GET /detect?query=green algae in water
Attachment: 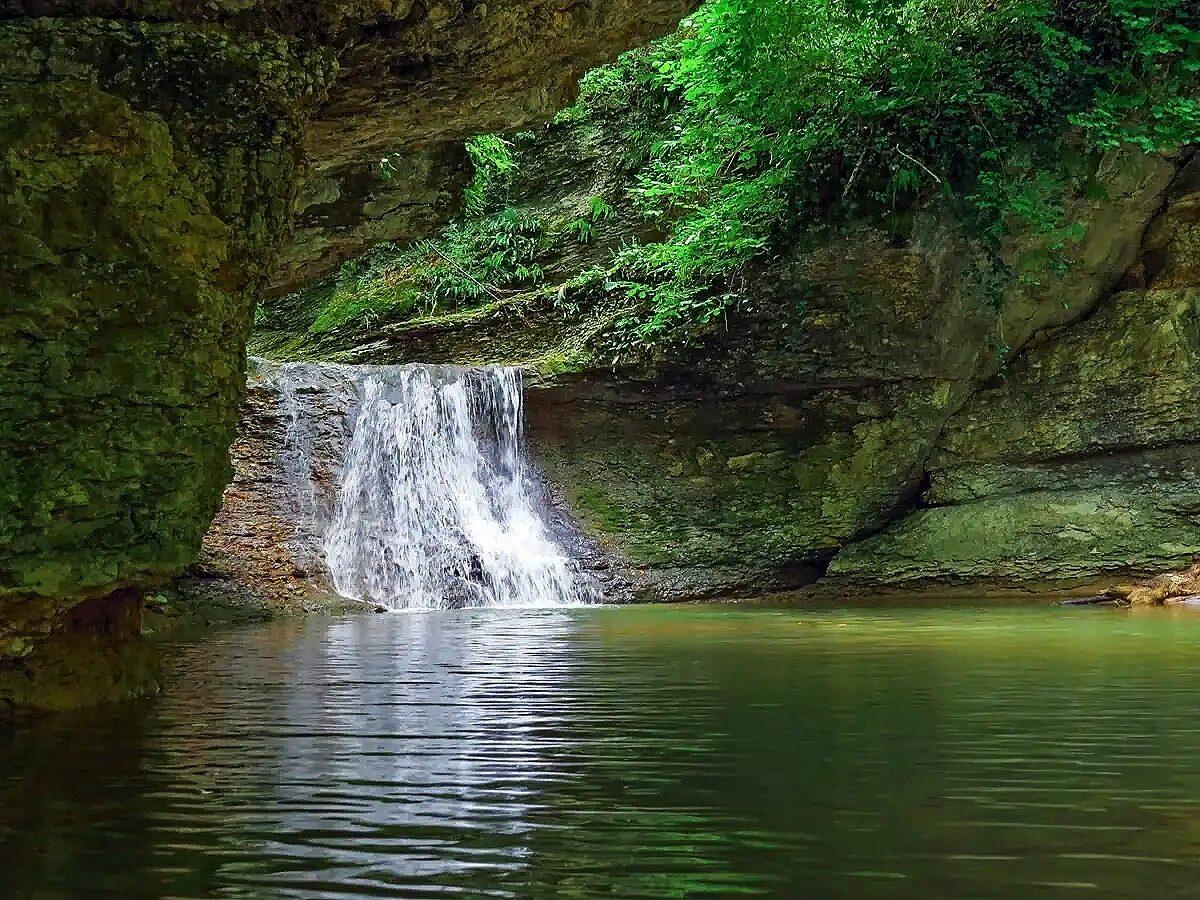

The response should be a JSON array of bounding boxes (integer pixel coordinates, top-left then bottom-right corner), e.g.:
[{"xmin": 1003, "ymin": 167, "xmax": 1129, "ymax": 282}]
[{"xmin": 4, "ymin": 603, "xmax": 1200, "ymax": 897}]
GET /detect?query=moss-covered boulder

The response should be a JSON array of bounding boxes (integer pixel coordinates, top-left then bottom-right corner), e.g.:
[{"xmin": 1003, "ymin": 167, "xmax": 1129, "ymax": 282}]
[
  {"xmin": 830, "ymin": 283, "xmax": 1200, "ymax": 585},
  {"xmin": 827, "ymin": 157, "xmax": 1200, "ymax": 588},
  {"xmin": 0, "ymin": 20, "xmax": 324, "ymax": 709}
]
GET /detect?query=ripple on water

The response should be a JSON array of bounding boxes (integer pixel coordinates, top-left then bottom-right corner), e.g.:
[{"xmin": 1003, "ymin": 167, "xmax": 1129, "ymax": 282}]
[{"xmin": 4, "ymin": 604, "xmax": 1200, "ymax": 898}]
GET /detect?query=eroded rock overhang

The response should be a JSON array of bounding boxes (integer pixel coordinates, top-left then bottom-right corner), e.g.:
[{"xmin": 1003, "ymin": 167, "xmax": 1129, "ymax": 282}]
[{"xmin": 5, "ymin": 2, "xmax": 699, "ymax": 292}]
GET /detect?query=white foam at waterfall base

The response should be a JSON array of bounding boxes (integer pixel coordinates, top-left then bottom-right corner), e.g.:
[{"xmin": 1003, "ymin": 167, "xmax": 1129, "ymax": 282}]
[{"xmin": 322, "ymin": 365, "xmax": 588, "ymax": 611}]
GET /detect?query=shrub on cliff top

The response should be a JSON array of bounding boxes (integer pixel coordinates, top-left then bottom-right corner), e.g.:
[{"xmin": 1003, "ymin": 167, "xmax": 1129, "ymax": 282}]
[
  {"xmin": 600, "ymin": 0, "xmax": 1200, "ymax": 353},
  {"xmin": 304, "ymin": 0, "xmax": 1200, "ymax": 351}
]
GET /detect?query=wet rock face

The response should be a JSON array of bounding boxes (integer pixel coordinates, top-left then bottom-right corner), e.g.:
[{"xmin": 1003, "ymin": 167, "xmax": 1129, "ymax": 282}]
[
  {"xmin": 0, "ymin": 1, "xmax": 696, "ymax": 707},
  {"xmin": 831, "ymin": 158, "xmax": 1200, "ymax": 587},
  {"xmin": 523, "ymin": 381, "xmax": 834, "ymax": 601},
  {"xmin": 189, "ymin": 364, "xmax": 357, "ymax": 612}
]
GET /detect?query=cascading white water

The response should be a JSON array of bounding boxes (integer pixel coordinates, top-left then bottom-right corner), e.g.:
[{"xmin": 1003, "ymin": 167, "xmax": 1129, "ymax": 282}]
[
  {"xmin": 275, "ymin": 366, "xmax": 320, "ymax": 528},
  {"xmin": 262, "ymin": 361, "xmax": 589, "ymax": 611}
]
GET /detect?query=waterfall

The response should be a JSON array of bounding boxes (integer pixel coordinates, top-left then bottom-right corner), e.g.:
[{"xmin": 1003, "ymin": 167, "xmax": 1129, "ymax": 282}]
[
  {"xmin": 256, "ymin": 360, "xmax": 591, "ymax": 611},
  {"xmin": 274, "ymin": 367, "xmax": 320, "ymax": 529}
]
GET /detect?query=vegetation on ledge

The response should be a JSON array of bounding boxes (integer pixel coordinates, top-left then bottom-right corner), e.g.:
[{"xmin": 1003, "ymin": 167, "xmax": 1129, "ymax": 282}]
[{"xmin": 271, "ymin": 0, "xmax": 1200, "ymax": 363}]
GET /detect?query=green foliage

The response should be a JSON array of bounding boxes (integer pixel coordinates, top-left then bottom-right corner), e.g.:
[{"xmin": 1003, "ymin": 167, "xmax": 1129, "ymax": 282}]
[
  {"xmin": 463, "ymin": 135, "xmax": 517, "ymax": 216},
  {"xmin": 1068, "ymin": 0, "xmax": 1200, "ymax": 149},
  {"xmin": 566, "ymin": 218, "xmax": 597, "ymax": 244},
  {"xmin": 308, "ymin": 208, "xmax": 544, "ymax": 333},
  {"xmin": 565, "ymin": 196, "xmax": 617, "ymax": 244},
  {"xmin": 589, "ymin": 196, "xmax": 615, "ymax": 220},
  {"xmin": 421, "ymin": 208, "xmax": 545, "ymax": 306},
  {"xmin": 597, "ymin": 0, "xmax": 1200, "ymax": 352},
  {"xmin": 309, "ymin": 255, "xmax": 416, "ymax": 334},
  {"xmin": 312, "ymin": 0, "xmax": 1200, "ymax": 348}
]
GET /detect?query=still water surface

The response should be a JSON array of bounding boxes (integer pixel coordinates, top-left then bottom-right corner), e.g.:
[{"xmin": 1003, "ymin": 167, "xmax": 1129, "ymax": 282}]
[{"xmin": 4, "ymin": 603, "xmax": 1200, "ymax": 898}]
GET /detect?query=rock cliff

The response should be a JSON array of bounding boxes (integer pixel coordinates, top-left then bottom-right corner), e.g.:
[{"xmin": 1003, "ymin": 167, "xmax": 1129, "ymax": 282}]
[
  {"xmin": 251, "ymin": 75, "xmax": 1199, "ymax": 601},
  {"xmin": 832, "ymin": 158, "xmax": 1200, "ymax": 585}
]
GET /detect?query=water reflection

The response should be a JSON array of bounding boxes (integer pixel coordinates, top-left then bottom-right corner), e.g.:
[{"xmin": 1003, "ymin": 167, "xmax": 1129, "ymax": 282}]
[
  {"xmin": 150, "ymin": 612, "xmax": 597, "ymax": 896},
  {"xmin": 4, "ymin": 605, "xmax": 1200, "ymax": 897}
]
